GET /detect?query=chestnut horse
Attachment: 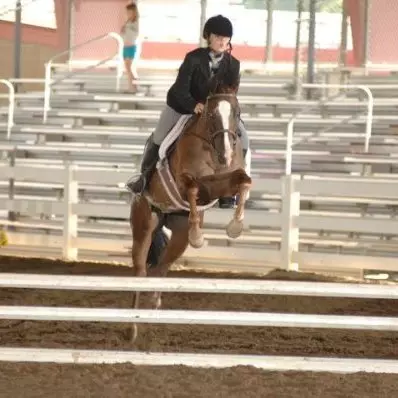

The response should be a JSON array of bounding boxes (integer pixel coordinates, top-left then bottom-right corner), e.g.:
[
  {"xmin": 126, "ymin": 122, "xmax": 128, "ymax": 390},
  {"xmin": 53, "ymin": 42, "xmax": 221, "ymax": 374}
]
[{"xmin": 129, "ymin": 83, "xmax": 252, "ymax": 341}]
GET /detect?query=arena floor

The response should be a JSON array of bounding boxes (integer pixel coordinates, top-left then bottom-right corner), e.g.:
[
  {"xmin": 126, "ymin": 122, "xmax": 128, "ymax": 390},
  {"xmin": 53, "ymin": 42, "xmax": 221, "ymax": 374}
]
[{"xmin": 0, "ymin": 256, "xmax": 396, "ymax": 397}]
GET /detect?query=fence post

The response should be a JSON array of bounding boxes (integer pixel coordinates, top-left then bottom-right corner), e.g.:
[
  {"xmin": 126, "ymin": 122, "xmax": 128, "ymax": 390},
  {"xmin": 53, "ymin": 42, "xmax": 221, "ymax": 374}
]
[
  {"xmin": 7, "ymin": 150, "xmax": 16, "ymax": 229},
  {"xmin": 63, "ymin": 162, "xmax": 78, "ymax": 260},
  {"xmin": 339, "ymin": 3, "xmax": 348, "ymax": 67},
  {"xmin": 245, "ymin": 148, "xmax": 251, "ymax": 201},
  {"xmin": 281, "ymin": 175, "xmax": 300, "ymax": 271},
  {"xmin": 199, "ymin": 0, "xmax": 207, "ymax": 47},
  {"xmin": 265, "ymin": 0, "xmax": 274, "ymax": 63},
  {"xmin": 293, "ymin": 0, "xmax": 304, "ymax": 99},
  {"xmin": 362, "ymin": 0, "xmax": 371, "ymax": 71},
  {"xmin": 306, "ymin": 0, "xmax": 317, "ymax": 100}
]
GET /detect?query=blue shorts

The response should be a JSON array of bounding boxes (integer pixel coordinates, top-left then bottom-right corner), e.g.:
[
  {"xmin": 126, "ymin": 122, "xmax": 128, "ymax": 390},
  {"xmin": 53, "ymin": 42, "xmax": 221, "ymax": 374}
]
[{"xmin": 123, "ymin": 45, "xmax": 137, "ymax": 60}]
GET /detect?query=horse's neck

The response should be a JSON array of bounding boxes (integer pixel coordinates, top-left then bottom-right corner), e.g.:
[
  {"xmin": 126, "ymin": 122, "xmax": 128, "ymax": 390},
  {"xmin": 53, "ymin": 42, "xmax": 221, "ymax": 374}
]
[
  {"xmin": 179, "ymin": 114, "xmax": 201, "ymax": 137},
  {"xmin": 187, "ymin": 115, "xmax": 207, "ymax": 138}
]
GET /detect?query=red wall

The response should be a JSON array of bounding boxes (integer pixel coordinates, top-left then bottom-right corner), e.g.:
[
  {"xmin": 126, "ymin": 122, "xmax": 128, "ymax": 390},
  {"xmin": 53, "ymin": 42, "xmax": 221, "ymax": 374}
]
[
  {"xmin": 345, "ymin": 0, "xmax": 398, "ymax": 66},
  {"xmin": 0, "ymin": 0, "xmax": 69, "ymax": 51},
  {"xmin": 367, "ymin": 0, "xmax": 398, "ymax": 63},
  {"xmin": 140, "ymin": 42, "xmax": 354, "ymax": 64},
  {"xmin": 68, "ymin": 0, "xmax": 353, "ymax": 64},
  {"xmin": 344, "ymin": 0, "xmax": 364, "ymax": 65},
  {"xmin": 8, "ymin": 0, "xmax": 398, "ymax": 67},
  {"xmin": 0, "ymin": 20, "xmax": 58, "ymax": 48},
  {"xmin": 71, "ymin": 0, "xmax": 125, "ymax": 60}
]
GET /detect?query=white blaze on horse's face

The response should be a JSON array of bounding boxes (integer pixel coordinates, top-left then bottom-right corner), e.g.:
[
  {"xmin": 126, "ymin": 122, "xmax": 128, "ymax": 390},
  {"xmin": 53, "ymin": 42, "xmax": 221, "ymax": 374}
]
[{"xmin": 218, "ymin": 100, "xmax": 233, "ymax": 167}]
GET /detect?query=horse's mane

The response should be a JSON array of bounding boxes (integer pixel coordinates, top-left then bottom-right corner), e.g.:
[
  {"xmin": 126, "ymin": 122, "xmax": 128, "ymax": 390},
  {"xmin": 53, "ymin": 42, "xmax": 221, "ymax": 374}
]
[
  {"xmin": 209, "ymin": 76, "xmax": 239, "ymax": 95},
  {"xmin": 208, "ymin": 52, "xmax": 240, "ymax": 96}
]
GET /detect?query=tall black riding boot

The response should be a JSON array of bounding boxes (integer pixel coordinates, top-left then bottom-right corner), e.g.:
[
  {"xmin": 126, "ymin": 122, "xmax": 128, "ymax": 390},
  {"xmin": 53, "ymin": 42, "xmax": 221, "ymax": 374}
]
[
  {"xmin": 218, "ymin": 149, "xmax": 248, "ymax": 209},
  {"xmin": 126, "ymin": 137, "xmax": 160, "ymax": 193}
]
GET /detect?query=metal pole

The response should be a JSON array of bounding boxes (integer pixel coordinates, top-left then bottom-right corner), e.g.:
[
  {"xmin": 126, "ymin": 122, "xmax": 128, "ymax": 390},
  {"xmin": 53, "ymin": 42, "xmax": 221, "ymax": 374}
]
[
  {"xmin": 67, "ymin": 0, "xmax": 73, "ymax": 63},
  {"xmin": 265, "ymin": 0, "xmax": 274, "ymax": 63},
  {"xmin": 293, "ymin": 0, "xmax": 304, "ymax": 98},
  {"xmin": 339, "ymin": 3, "xmax": 348, "ymax": 67},
  {"xmin": 199, "ymin": 0, "xmax": 207, "ymax": 47},
  {"xmin": 14, "ymin": 0, "xmax": 22, "ymax": 87},
  {"xmin": 306, "ymin": 0, "xmax": 317, "ymax": 99},
  {"xmin": 362, "ymin": 0, "xmax": 370, "ymax": 69}
]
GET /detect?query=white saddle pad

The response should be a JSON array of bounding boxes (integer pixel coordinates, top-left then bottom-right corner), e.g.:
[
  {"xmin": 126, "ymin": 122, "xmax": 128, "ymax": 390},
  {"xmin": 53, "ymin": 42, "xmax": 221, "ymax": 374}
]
[{"xmin": 158, "ymin": 115, "xmax": 192, "ymax": 161}]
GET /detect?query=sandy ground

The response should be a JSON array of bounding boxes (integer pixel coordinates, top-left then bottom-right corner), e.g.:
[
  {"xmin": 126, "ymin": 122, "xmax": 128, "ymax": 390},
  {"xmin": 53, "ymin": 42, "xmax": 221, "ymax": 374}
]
[{"xmin": 0, "ymin": 255, "xmax": 396, "ymax": 398}]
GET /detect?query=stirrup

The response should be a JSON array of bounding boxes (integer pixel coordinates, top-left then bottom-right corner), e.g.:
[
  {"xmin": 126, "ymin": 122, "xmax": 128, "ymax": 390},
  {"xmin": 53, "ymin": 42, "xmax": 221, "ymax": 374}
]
[{"xmin": 218, "ymin": 196, "xmax": 236, "ymax": 209}]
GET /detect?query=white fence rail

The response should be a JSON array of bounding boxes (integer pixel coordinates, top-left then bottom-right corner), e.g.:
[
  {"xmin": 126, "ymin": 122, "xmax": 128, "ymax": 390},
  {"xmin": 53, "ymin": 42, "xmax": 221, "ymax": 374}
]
[
  {"xmin": 0, "ymin": 274, "xmax": 396, "ymax": 298},
  {"xmin": 0, "ymin": 163, "xmax": 398, "ymax": 275},
  {"xmin": 0, "ymin": 274, "xmax": 396, "ymax": 372},
  {"xmin": 1, "ymin": 306, "xmax": 398, "ymax": 330},
  {"xmin": 1, "ymin": 348, "xmax": 397, "ymax": 373}
]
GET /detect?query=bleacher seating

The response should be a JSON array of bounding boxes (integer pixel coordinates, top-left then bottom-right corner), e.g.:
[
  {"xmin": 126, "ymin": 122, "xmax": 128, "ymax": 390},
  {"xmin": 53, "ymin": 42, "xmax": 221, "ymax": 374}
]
[{"xmin": 0, "ymin": 64, "xmax": 398, "ymax": 278}]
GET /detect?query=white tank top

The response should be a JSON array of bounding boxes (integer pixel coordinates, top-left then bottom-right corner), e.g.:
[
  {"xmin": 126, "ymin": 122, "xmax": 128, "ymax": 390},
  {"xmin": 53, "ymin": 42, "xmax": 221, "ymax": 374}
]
[{"xmin": 121, "ymin": 20, "xmax": 139, "ymax": 45}]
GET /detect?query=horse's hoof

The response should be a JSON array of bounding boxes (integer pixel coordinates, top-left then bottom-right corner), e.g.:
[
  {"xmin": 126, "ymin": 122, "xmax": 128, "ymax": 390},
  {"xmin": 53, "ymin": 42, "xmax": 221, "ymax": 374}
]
[
  {"xmin": 151, "ymin": 293, "xmax": 162, "ymax": 309},
  {"xmin": 154, "ymin": 298, "xmax": 162, "ymax": 309},
  {"xmin": 226, "ymin": 219, "xmax": 244, "ymax": 239},
  {"xmin": 189, "ymin": 230, "xmax": 205, "ymax": 248},
  {"xmin": 130, "ymin": 324, "xmax": 138, "ymax": 344}
]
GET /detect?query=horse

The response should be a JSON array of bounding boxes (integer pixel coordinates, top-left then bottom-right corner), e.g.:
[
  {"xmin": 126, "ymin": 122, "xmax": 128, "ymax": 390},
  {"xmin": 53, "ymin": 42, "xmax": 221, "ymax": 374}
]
[{"xmin": 129, "ymin": 82, "xmax": 252, "ymax": 342}]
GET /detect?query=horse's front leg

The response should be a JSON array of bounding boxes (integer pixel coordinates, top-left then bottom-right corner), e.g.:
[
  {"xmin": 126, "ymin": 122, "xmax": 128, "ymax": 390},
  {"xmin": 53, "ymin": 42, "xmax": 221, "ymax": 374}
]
[
  {"xmin": 226, "ymin": 169, "xmax": 252, "ymax": 239},
  {"xmin": 196, "ymin": 168, "xmax": 252, "ymax": 239},
  {"xmin": 180, "ymin": 173, "xmax": 204, "ymax": 248}
]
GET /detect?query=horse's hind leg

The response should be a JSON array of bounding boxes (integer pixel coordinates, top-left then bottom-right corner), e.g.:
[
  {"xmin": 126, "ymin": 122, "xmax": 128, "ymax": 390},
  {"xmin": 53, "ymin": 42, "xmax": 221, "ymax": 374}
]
[
  {"xmin": 130, "ymin": 196, "xmax": 159, "ymax": 342},
  {"xmin": 148, "ymin": 215, "xmax": 190, "ymax": 309}
]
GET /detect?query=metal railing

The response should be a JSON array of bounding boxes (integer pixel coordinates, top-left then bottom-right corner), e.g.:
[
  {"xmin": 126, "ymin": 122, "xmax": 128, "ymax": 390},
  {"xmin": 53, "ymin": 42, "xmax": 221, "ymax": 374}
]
[
  {"xmin": 285, "ymin": 84, "xmax": 374, "ymax": 175},
  {"xmin": 0, "ymin": 80, "xmax": 15, "ymax": 140},
  {"xmin": 43, "ymin": 32, "xmax": 124, "ymax": 123}
]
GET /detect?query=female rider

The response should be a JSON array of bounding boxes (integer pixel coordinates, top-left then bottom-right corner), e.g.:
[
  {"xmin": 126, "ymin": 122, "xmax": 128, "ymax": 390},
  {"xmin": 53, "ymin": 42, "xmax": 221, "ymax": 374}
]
[{"xmin": 127, "ymin": 14, "xmax": 250, "ymax": 209}]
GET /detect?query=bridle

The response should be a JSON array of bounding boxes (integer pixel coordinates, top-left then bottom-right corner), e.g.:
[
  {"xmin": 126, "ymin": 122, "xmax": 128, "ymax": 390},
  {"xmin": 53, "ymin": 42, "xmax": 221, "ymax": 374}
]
[{"xmin": 190, "ymin": 93, "xmax": 239, "ymax": 159}]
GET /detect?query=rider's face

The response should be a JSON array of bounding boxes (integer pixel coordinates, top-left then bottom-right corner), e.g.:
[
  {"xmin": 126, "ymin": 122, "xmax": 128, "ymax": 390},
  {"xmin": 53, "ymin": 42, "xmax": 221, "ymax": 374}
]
[{"xmin": 208, "ymin": 33, "xmax": 230, "ymax": 53}]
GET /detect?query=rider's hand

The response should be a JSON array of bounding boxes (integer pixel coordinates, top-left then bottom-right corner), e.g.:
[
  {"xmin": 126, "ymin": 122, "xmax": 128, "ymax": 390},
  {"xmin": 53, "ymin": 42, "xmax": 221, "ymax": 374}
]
[{"xmin": 194, "ymin": 103, "xmax": 204, "ymax": 114}]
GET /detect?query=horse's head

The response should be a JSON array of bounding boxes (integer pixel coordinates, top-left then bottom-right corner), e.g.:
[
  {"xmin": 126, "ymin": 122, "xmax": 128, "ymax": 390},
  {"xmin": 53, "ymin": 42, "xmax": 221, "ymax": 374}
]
[{"xmin": 201, "ymin": 83, "xmax": 240, "ymax": 167}]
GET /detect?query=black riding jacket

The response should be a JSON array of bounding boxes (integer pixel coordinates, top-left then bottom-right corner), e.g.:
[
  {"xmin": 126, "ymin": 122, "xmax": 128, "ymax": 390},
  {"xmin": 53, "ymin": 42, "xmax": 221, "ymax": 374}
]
[{"xmin": 166, "ymin": 47, "xmax": 240, "ymax": 115}]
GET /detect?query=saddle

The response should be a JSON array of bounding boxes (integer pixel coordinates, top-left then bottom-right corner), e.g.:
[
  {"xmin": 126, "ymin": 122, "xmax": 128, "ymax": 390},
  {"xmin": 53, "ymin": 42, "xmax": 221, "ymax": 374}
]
[{"xmin": 155, "ymin": 114, "xmax": 218, "ymax": 212}]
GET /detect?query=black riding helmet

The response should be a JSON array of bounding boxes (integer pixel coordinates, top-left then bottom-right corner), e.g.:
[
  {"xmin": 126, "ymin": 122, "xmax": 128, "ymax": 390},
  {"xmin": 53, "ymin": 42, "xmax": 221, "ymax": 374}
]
[{"xmin": 202, "ymin": 14, "xmax": 233, "ymax": 40}]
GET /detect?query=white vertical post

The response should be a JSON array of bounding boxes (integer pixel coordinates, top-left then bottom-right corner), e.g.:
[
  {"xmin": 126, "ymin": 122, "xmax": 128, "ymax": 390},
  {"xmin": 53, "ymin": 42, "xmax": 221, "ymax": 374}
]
[
  {"xmin": 63, "ymin": 162, "xmax": 78, "ymax": 260},
  {"xmin": 280, "ymin": 175, "xmax": 300, "ymax": 271},
  {"xmin": 285, "ymin": 119, "xmax": 294, "ymax": 175},
  {"xmin": 362, "ymin": 0, "xmax": 371, "ymax": 72},
  {"xmin": 339, "ymin": 3, "xmax": 348, "ymax": 67},
  {"xmin": 360, "ymin": 85, "xmax": 373, "ymax": 153},
  {"xmin": 265, "ymin": 0, "xmax": 274, "ymax": 64},
  {"xmin": 43, "ymin": 62, "xmax": 52, "ymax": 123},
  {"xmin": 244, "ymin": 148, "xmax": 251, "ymax": 200},
  {"xmin": 199, "ymin": 0, "xmax": 207, "ymax": 47}
]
